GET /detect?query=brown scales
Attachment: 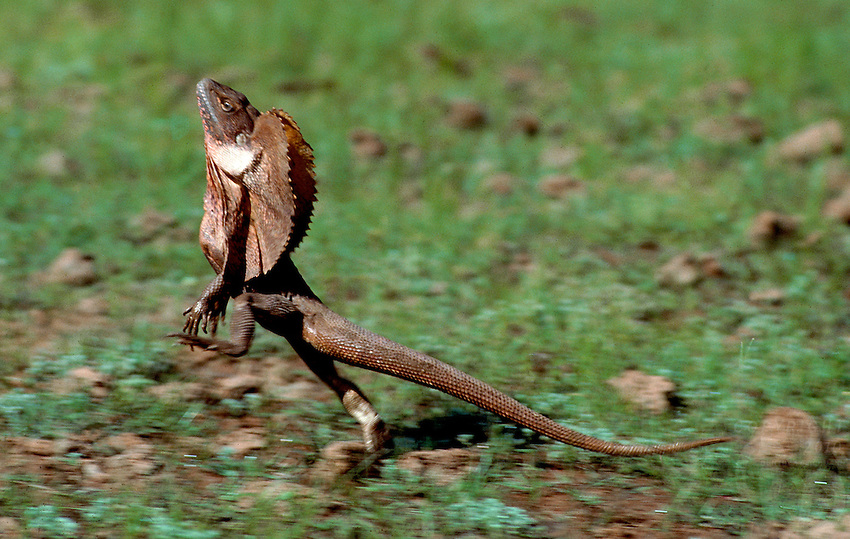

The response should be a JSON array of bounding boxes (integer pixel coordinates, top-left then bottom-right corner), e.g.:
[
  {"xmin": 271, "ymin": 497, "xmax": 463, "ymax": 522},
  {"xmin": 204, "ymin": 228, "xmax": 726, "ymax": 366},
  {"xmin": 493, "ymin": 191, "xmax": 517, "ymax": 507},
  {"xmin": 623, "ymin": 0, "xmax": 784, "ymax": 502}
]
[
  {"xmin": 171, "ymin": 79, "xmax": 732, "ymax": 457},
  {"xmin": 200, "ymin": 103, "xmax": 316, "ymax": 279}
]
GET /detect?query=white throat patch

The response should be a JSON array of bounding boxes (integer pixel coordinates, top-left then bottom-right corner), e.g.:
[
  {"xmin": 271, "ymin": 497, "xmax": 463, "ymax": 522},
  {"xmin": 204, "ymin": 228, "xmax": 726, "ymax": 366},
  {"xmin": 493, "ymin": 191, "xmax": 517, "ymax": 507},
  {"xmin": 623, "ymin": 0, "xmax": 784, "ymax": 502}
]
[{"xmin": 207, "ymin": 140, "xmax": 258, "ymax": 177}]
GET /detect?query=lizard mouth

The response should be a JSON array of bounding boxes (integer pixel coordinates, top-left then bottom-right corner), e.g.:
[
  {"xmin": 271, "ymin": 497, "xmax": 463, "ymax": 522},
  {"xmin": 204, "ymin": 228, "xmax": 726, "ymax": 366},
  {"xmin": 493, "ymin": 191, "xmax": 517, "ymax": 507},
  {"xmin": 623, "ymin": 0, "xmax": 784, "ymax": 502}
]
[{"xmin": 196, "ymin": 79, "xmax": 222, "ymax": 138}]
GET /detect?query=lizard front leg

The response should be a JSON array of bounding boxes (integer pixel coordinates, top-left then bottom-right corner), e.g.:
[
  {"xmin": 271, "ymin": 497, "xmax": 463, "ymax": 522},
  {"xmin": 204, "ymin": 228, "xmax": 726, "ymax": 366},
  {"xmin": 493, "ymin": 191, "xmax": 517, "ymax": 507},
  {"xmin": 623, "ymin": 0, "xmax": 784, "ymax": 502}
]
[
  {"xmin": 182, "ymin": 273, "xmax": 230, "ymax": 335},
  {"xmin": 171, "ymin": 293, "xmax": 391, "ymax": 452},
  {"xmin": 173, "ymin": 291, "xmax": 255, "ymax": 355}
]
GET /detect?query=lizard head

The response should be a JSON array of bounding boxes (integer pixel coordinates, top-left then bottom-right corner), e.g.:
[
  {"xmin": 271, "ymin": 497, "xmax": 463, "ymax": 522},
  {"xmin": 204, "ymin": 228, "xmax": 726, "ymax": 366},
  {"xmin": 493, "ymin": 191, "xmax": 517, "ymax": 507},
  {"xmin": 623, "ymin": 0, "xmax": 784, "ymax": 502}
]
[
  {"xmin": 196, "ymin": 79, "xmax": 317, "ymax": 280},
  {"xmin": 197, "ymin": 78, "xmax": 261, "ymax": 177}
]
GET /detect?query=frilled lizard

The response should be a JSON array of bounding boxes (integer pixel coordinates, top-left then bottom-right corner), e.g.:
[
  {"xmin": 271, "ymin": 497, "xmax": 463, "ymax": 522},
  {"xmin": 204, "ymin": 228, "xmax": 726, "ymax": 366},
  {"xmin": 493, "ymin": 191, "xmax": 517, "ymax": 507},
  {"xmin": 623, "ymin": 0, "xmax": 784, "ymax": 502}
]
[{"xmin": 170, "ymin": 79, "xmax": 731, "ymax": 456}]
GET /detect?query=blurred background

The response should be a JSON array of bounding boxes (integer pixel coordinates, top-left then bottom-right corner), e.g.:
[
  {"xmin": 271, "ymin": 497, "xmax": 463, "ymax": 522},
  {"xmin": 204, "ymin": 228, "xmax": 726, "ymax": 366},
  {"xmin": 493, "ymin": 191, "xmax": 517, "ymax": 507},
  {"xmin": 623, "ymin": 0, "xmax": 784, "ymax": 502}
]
[{"xmin": 1, "ymin": 1, "xmax": 849, "ymax": 536}]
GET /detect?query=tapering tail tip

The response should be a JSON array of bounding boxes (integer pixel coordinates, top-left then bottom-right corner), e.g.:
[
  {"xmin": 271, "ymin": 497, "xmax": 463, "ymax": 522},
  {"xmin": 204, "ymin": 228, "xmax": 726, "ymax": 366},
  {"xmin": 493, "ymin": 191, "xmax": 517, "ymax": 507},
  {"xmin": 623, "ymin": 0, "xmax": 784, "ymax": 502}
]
[{"xmin": 601, "ymin": 436, "xmax": 735, "ymax": 457}]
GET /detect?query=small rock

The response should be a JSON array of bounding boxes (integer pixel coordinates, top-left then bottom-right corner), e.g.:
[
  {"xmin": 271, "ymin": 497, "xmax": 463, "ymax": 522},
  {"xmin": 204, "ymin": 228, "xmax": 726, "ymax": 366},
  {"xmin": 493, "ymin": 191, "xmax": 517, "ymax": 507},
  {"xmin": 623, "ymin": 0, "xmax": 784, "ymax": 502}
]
[
  {"xmin": 217, "ymin": 429, "xmax": 267, "ymax": 458},
  {"xmin": 147, "ymin": 381, "xmax": 206, "ymax": 402},
  {"xmin": 593, "ymin": 247, "xmax": 623, "ymax": 268},
  {"xmin": 69, "ymin": 366, "xmax": 109, "ymax": 398},
  {"xmin": 271, "ymin": 380, "xmax": 324, "ymax": 401},
  {"xmin": 11, "ymin": 437, "xmax": 55, "ymax": 456},
  {"xmin": 43, "ymin": 248, "xmax": 98, "ymax": 286},
  {"xmin": 101, "ymin": 433, "xmax": 157, "ymax": 478},
  {"xmin": 700, "ymin": 254, "xmax": 726, "ymax": 278},
  {"xmin": 539, "ymin": 145, "xmax": 583, "ymax": 169},
  {"xmin": 823, "ymin": 187, "xmax": 850, "ymax": 224},
  {"xmin": 749, "ymin": 288, "xmax": 786, "ymax": 305},
  {"xmin": 45, "ymin": 377, "xmax": 85, "ymax": 396},
  {"xmin": 503, "ymin": 65, "xmax": 539, "ymax": 92},
  {"xmin": 744, "ymin": 407, "xmax": 822, "ymax": 466},
  {"xmin": 311, "ymin": 440, "xmax": 371, "ymax": 483},
  {"xmin": 777, "ymin": 120, "xmax": 844, "ymax": 162},
  {"xmin": 76, "ymin": 296, "xmax": 109, "ymax": 315},
  {"xmin": 396, "ymin": 448, "xmax": 479, "ymax": 485},
  {"xmin": 398, "ymin": 181, "xmax": 423, "ymax": 208},
  {"xmin": 483, "ymin": 173, "xmax": 516, "ymax": 196},
  {"xmin": 427, "ymin": 281, "xmax": 449, "ymax": 296},
  {"xmin": 3, "ymin": 376, "xmax": 25, "ymax": 388},
  {"xmin": 65, "ymin": 82, "xmax": 106, "ymax": 119},
  {"xmin": 36, "ymin": 149, "xmax": 72, "ymax": 178},
  {"xmin": 0, "ymin": 516, "xmax": 21, "ymax": 538},
  {"xmin": 801, "ymin": 231, "xmax": 823, "ymax": 247},
  {"xmin": 420, "ymin": 44, "xmax": 472, "ymax": 76},
  {"xmin": 655, "ymin": 253, "xmax": 701, "ymax": 287},
  {"xmin": 446, "ymin": 100, "xmax": 487, "ymax": 129},
  {"xmin": 399, "ymin": 143, "xmax": 424, "ymax": 170},
  {"xmin": 606, "ymin": 369, "xmax": 678, "ymax": 414},
  {"xmin": 732, "ymin": 115, "xmax": 765, "ymax": 144},
  {"xmin": 54, "ymin": 436, "xmax": 82, "ymax": 455},
  {"xmin": 105, "ymin": 452, "xmax": 157, "ymax": 477},
  {"xmin": 103, "ymin": 433, "xmax": 152, "ymax": 454},
  {"xmin": 507, "ymin": 251, "xmax": 534, "ymax": 276},
  {"xmin": 824, "ymin": 158, "xmax": 850, "ymax": 190},
  {"xmin": 215, "ymin": 374, "xmax": 264, "ymax": 400},
  {"xmin": 655, "ymin": 252, "xmax": 727, "ymax": 287},
  {"xmin": 692, "ymin": 117, "xmax": 727, "ymax": 143},
  {"xmin": 724, "ymin": 78, "xmax": 753, "ymax": 102},
  {"xmin": 349, "ymin": 128, "xmax": 387, "ymax": 159},
  {"xmin": 800, "ymin": 517, "xmax": 850, "ymax": 539},
  {"xmin": 238, "ymin": 479, "xmax": 307, "ymax": 510},
  {"xmin": 694, "ymin": 115, "xmax": 764, "ymax": 144},
  {"xmin": 70, "ymin": 366, "xmax": 108, "ymax": 386},
  {"xmin": 0, "ymin": 68, "xmax": 17, "ymax": 90},
  {"xmin": 81, "ymin": 460, "xmax": 109, "ymax": 484},
  {"xmin": 748, "ymin": 211, "xmax": 800, "ymax": 247},
  {"xmin": 537, "ymin": 174, "xmax": 585, "ymax": 199},
  {"xmin": 511, "ymin": 112, "xmax": 541, "ymax": 136},
  {"xmin": 723, "ymin": 326, "xmax": 759, "ymax": 348},
  {"xmin": 701, "ymin": 79, "xmax": 752, "ymax": 104},
  {"xmin": 530, "ymin": 352, "xmax": 554, "ymax": 376},
  {"xmin": 767, "ymin": 516, "xmax": 850, "ymax": 539},
  {"xmin": 127, "ymin": 208, "xmax": 177, "ymax": 243},
  {"xmin": 623, "ymin": 165, "xmax": 676, "ymax": 187},
  {"xmin": 824, "ymin": 437, "xmax": 850, "ymax": 473}
]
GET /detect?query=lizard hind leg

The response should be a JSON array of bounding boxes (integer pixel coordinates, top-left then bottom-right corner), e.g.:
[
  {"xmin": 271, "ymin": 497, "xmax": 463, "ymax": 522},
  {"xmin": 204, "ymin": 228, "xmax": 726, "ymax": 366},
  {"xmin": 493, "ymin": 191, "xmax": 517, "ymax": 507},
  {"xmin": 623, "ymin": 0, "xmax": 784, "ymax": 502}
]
[
  {"xmin": 295, "ymin": 348, "xmax": 392, "ymax": 452},
  {"xmin": 341, "ymin": 387, "xmax": 392, "ymax": 453}
]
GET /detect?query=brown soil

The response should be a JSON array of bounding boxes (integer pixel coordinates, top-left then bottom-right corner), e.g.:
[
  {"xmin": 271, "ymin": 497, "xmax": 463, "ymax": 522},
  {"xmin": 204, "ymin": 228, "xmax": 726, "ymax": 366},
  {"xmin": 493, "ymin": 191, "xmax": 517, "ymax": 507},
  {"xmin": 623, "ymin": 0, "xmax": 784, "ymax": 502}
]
[{"xmin": 0, "ymin": 299, "xmax": 834, "ymax": 537}]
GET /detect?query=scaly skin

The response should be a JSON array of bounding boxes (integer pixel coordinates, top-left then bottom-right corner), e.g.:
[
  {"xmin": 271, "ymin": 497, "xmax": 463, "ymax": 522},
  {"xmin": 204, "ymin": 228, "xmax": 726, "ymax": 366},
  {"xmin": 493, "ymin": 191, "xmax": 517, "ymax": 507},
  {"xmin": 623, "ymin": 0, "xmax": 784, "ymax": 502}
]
[{"xmin": 171, "ymin": 80, "xmax": 732, "ymax": 456}]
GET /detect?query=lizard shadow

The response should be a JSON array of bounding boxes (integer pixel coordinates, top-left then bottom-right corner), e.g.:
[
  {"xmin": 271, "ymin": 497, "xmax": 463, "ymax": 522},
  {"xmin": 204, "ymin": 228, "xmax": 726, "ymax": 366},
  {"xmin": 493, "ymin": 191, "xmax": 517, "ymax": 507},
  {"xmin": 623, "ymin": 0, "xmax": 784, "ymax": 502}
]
[{"xmin": 389, "ymin": 410, "xmax": 543, "ymax": 453}]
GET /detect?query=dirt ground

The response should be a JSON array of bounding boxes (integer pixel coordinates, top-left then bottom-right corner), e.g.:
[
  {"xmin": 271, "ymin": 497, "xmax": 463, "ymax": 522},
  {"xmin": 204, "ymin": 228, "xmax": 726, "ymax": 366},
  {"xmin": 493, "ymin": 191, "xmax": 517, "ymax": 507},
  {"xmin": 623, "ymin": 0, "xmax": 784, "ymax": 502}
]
[{"xmin": 0, "ymin": 299, "xmax": 845, "ymax": 537}]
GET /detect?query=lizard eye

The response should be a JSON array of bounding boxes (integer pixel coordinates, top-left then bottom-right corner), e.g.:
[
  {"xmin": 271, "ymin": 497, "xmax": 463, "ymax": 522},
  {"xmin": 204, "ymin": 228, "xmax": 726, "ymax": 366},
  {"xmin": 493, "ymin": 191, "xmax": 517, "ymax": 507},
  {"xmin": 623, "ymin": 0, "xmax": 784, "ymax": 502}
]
[{"xmin": 220, "ymin": 99, "xmax": 235, "ymax": 113}]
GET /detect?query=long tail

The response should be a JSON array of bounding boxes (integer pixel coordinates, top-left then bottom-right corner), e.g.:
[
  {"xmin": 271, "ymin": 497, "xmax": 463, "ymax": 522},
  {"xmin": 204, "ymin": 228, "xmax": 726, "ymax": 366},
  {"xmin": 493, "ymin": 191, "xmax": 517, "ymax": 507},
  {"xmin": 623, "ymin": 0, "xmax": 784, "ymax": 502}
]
[{"xmin": 297, "ymin": 299, "xmax": 732, "ymax": 456}]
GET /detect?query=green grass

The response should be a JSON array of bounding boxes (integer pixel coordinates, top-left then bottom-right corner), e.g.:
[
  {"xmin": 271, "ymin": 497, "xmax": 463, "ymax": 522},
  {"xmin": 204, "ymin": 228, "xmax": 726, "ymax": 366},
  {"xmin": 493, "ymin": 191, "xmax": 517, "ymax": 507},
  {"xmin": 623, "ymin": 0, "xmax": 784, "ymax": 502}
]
[{"xmin": 1, "ymin": 0, "xmax": 850, "ymax": 536}]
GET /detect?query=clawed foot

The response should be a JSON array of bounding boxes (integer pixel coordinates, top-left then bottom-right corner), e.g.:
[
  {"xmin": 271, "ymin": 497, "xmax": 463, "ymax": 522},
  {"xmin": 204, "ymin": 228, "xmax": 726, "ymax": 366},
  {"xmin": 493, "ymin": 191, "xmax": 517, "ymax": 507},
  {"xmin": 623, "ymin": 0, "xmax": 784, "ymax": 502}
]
[
  {"xmin": 182, "ymin": 288, "xmax": 230, "ymax": 336},
  {"xmin": 182, "ymin": 301, "xmax": 224, "ymax": 336},
  {"xmin": 363, "ymin": 418, "xmax": 393, "ymax": 453},
  {"xmin": 167, "ymin": 332, "xmax": 248, "ymax": 357},
  {"xmin": 167, "ymin": 332, "xmax": 217, "ymax": 350}
]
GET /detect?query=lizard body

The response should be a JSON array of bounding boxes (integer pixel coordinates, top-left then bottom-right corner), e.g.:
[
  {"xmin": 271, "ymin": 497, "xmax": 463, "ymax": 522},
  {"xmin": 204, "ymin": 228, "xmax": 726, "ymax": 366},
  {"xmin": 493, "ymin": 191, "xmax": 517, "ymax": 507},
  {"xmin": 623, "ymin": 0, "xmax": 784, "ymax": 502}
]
[
  {"xmin": 171, "ymin": 79, "xmax": 731, "ymax": 456},
  {"xmin": 184, "ymin": 79, "xmax": 316, "ymax": 336}
]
